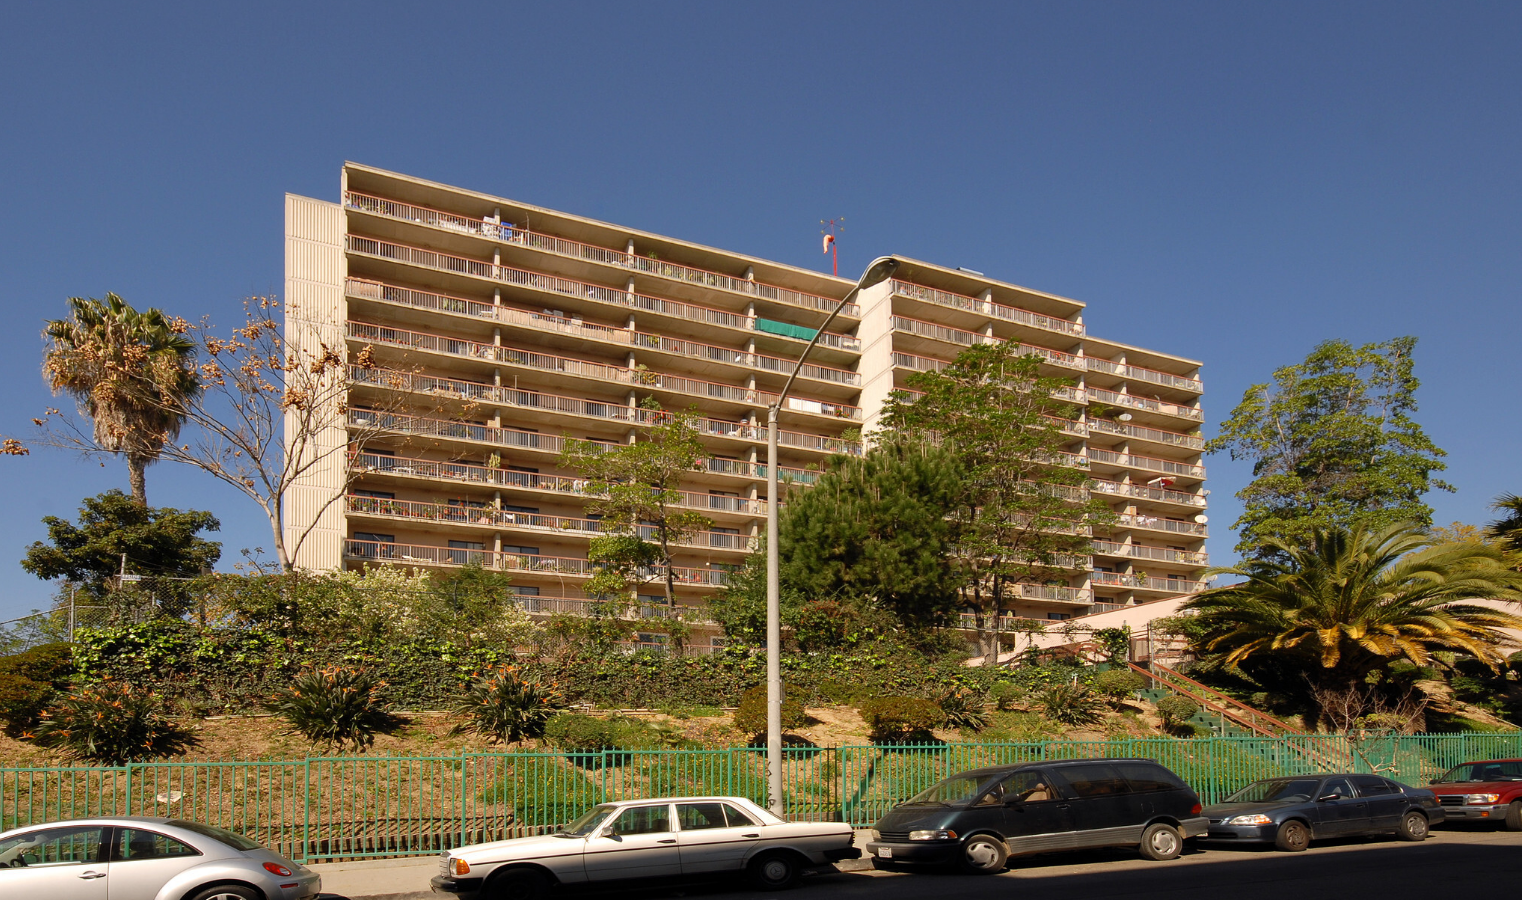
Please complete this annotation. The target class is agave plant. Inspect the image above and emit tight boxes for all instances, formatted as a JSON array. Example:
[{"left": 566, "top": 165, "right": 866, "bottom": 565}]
[
  {"left": 451, "top": 666, "right": 566, "bottom": 745},
  {"left": 266, "top": 667, "right": 399, "bottom": 751}
]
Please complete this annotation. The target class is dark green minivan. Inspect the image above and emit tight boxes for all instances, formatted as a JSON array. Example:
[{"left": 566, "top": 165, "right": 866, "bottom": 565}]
[{"left": 866, "top": 758, "right": 1208, "bottom": 874}]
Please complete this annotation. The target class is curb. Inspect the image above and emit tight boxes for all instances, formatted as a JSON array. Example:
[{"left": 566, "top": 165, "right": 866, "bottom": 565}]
[{"left": 347, "top": 861, "right": 878, "bottom": 898}]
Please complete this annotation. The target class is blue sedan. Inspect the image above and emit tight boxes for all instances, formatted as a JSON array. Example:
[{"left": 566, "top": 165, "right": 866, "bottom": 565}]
[{"left": 1203, "top": 774, "right": 1444, "bottom": 851}]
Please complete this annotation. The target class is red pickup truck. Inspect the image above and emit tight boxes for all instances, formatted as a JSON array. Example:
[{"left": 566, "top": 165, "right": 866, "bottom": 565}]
[{"left": 1426, "top": 759, "right": 1522, "bottom": 828}]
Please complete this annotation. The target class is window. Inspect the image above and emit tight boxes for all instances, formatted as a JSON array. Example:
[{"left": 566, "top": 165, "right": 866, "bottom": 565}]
[
  {"left": 1056, "top": 764, "right": 1131, "bottom": 797},
  {"left": 502, "top": 505, "right": 540, "bottom": 514},
  {"left": 607, "top": 805, "right": 670, "bottom": 836},
  {"left": 502, "top": 545, "right": 540, "bottom": 556},
  {"left": 351, "top": 533, "right": 395, "bottom": 558},
  {"left": 510, "top": 586, "right": 540, "bottom": 596},
  {"left": 114, "top": 829, "right": 199, "bottom": 862},
  {"left": 676, "top": 802, "right": 728, "bottom": 831},
  {"left": 1047, "top": 613, "right": 1070, "bottom": 621},
  {"left": 1321, "top": 777, "right": 1355, "bottom": 799},
  {"left": 0, "top": 825, "right": 105, "bottom": 867},
  {"left": 355, "top": 490, "right": 396, "bottom": 500},
  {"left": 721, "top": 803, "right": 759, "bottom": 827},
  {"left": 448, "top": 539, "right": 485, "bottom": 565},
  {"left": 1115, "top": 762, "right": 1184, "bottom": 793},
  {"left": 164, "top": 821, "right": 261, "bottom": 852},
  {"left": 975, "top": 770, "right": 1055, "bottom": 806},
  {"left": 1351, "top": 775, "right": 1395, "bottom": 796}
]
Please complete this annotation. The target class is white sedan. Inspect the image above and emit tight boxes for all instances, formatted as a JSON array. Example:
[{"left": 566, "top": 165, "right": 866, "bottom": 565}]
[{"left": 431, "top": 796, "right": 858, "bottom": 896}]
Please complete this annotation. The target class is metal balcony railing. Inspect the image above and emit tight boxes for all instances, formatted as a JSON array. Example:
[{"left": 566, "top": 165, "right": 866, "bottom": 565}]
[
  {"left": 1087, "top": 418, "right": 1204, "bottom": 450},
  {"left": 1090, "top": 540, "right": 1208, "bottom": 566},
  {"left": 1114, "top": 513, "right": 1208, "bottom": 537},
  {"left": 1085, "top": 357, "right": 1202, "bottom": 393},
  {"left": 1086, "top": 448, "right": 1205, "bottom": 478},
  {"left": 342, "top": 539, "right": 731, "bottom": 584},
  {"left": 1086, "top": 387, "right": 1202, "bottom": 422},
  {"left": 1090, "top": 480, "right": 1206, "bottom": 507},
  {"left": 1091, "top": 572, "right": 1207, "bottom": 593},
  {"left": 890, "top": 279, "right": 1084, "bottom": 337},
  {"left": 889, "top": 316, "right": 1083, "bottom": 369},
  {"left": 345, "top": 192, "right": 857, "bottom": 318}
]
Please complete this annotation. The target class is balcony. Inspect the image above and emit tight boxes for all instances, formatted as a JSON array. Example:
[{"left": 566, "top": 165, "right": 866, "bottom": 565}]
[
  {"left": 1087, "top": 418, "right": 1204, "bottom": 450},
  {"left": 342, "top": 539, "right": 731, "bottom": 585},
  {"left": 347, "top": 302, "right": 860, "bottom": 388},
  {"left": 1090, "top": 479, "right": 1206, "bottom": 507},
  {"left": 1091, "top": 540, "right": 1207, "bottom": 566},
  {"left": 1085, "top": 357, "right": 1202, "bottom": 393},
  {"left": 1086, "top": 387, "right": 1202, "bottom": 422},
  {"left": 345, "top": 192, "right": 857, "bottom": 318},
  {"left": 1114, "top": 513, "right": 1208, "bottom": 538},
  {"left": 351, "top": 452, "right": 768, "bottom": 516},
  {"left": 1091, "top": 572, "right": 1207, "bottom": 594},
  {"left": 351, "top": 410, "right": 824, "bottom": 484},
  {"left": 513, "top": 594, "right": 716, "bottom": 625},
  {"left": 891, "top": 279, "right": 1084, "bottom": 337},
  {"left": 890, "top": 316, "right": 1084, "bottom": 369},
  {"left": 1087, "top": 448, "right": 1205, "bottom": 479},
  {"left": 344, "top": 495, "right": 758, "bottom": 551}
]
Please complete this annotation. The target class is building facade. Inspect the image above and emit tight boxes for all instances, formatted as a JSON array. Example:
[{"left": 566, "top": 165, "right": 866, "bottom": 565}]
[{"left": 284, "top": 163, "right": 1209, "bottom": 649}]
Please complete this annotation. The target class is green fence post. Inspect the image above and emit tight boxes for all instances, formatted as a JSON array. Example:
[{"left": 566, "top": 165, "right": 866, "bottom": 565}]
[
  {"left": 459, "top": 749, "right": 468, "bottom": 849},
  {"left": 123, "top": 763, "right": 133, "bottom": 817},
  {"left": 301, "top": 758, "right": 311, "bottom": 864}
]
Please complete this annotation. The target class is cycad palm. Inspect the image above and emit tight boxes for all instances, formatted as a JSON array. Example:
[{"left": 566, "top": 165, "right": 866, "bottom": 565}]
[
  {"left": 1185, "top": 523, "right": 1522, "bottom": 687},
  {"left": 43, "top": 294, "right": 199, "bottom": 505}
]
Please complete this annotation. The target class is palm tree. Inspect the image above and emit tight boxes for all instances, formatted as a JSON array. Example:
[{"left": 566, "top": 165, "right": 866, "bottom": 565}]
[
  {"left": 43, "top": 293, "right": 200, "bottom": 505},
  {"left": 1488, "top": 494, "right": 1522, "bottom": 553},
  {"left": 1184, "top": 523, "right": 1522, "bottom": 709}
]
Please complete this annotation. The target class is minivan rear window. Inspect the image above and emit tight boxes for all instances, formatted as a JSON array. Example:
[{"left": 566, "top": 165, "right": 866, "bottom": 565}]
[
  {"left": 1057, "top": 764, "right": 1131, "bottom": 797},
  {"left": 1114, "top": 762, "right": 1184, "bottom": 792}
]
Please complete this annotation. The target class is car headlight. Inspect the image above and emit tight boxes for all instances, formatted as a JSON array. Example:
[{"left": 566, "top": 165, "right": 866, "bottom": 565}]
[
  {"left": 1466, "top": 794, "right": 1501, "bottom": 805},
  {"left": 450, "top": 858, "right": 472, "bottom": 876},
  {"left": 1224, "top": 814, "right": 1273, "bottom": 826},
  {"left": 869, "top": 829, "right": 880, "bottom": 842},
  {"left": 908, "top": 829, "right": 959, "bottom": 841}
]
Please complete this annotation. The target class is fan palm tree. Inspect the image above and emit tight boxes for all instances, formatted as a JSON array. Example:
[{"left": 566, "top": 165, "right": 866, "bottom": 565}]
[
  {"left": 1184, "top": 523, "right": 1522, "bottom": 694},
  {"left": 43, "top": 294, "right": 200, "bottom": 505},
  {"left": 1488, "top": 494, "right": 1522, "bottom": 553}
]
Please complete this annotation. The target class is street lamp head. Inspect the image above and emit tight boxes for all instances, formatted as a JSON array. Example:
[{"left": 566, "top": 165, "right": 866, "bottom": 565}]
[{"left": 857, "top": 257, "right": 899, "bottom": 290}]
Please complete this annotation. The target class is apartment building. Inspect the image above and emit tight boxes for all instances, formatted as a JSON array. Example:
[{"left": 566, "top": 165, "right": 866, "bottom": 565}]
[{"left": 284, "top": 163, "right": 1209, "bottom": 650}]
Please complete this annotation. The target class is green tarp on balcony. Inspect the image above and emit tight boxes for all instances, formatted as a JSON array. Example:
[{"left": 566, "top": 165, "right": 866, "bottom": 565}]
[{"left": 755, "top": 317, "right": 817, "bottom": 341}]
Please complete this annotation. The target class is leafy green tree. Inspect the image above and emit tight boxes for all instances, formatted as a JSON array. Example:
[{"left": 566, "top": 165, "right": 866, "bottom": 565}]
[
  {"left": 1208, "top": 337, "right": 1452, "bottom": 558},
  {"left": 42, "top": 294, "right": 200, "bottom": 505},
  {"left": 22, "top": 490, "right": 220, "bottom": 602},
  {"left": 882, "top": 341, "right": 1111, "bottom": 664},
  {"left": 561, "top": 399, "right": 712, "bottom": 606},
  {"left": 1488, "top": 494, "right": 1522, "bottom": 554},
  {"left": 1185, "top": 522, "right": 1522, "bottom": 728},
  {"left": 779, "top": 437, "right": 966, "bottom": 632}
]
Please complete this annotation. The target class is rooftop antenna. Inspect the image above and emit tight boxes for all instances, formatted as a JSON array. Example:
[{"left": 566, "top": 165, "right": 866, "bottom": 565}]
[{"left": 820, "top": 217, "right": 844, "bottom": 277}]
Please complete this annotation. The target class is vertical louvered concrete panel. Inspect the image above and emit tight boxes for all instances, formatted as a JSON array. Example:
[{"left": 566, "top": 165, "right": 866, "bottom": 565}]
[{"left": 283, "top": 194, "right": 347, "bottom": 571}]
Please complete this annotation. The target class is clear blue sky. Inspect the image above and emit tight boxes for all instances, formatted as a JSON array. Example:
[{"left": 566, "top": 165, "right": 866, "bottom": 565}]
[{"left": 1, "top": 1, "right": 1517, "bottom": 619}]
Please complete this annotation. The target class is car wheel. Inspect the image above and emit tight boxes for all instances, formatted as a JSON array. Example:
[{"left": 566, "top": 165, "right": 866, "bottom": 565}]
[
  {"left": 958, "top": 835, "right": 1008, "bottom": 875},
  {"left": 1396, "top": 811, "right": 1429, "bottom": 842},
  {"left": 188, "top": 887, "right": 261, "bottom": 900},
  {"left": 870, "top": 856, "right": 899, "bottom": 871},
  {"left": 487, "top": 867, "right": 549, "bottom": 900},
  {"left": 1505, "top": 801, "right": 1522, "bottom": 832},
  {"left": 1274, "top": 820, "right": 1310, "bottom": 852},
  {"left": 1138, "top": 823, "right": 1183, "bottom": 861},
  {"left": 748, "top": 851, "right": 802, "bottom": 891}
]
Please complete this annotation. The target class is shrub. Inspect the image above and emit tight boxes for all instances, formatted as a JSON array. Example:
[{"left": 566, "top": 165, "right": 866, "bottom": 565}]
[
  {"left": 938, "top": 687, "right": 989, "bottom": 731},
  {"left": 541, "top": 713, "right": 681, "bottom": 752},
  {"left": 452, "top": 666, "right": 566, "bottom": 745},
  {"left": 483, "top": 763, "right": 608, "bottom": 826},
  {"left": 860, "top": 696, "right": 943, "bottom": 743},
  {"left": 1034, "top": 682, "right": 1105, "bottom": 727},
  {"left": 1154, "top": 695, "right": 1200, "bottom": 728},
  {"left": 0, "top": 673, "right": 53, "bottom": 737},
  {"left": 989, "top": 681, "right": 1026, "bottom": 711},
  {"left": 732, "top": 684, "right": 806, "bottom": 736},
  {"left": 0, "top": 643, "right": 75, "bottom": 686},
  {"left": 266, "top": 667, "right": 400, "bottom": 751},
  {"left": 1092, "top": 669, "right": 1146, "bottom": 704},
  {"left": 31, "top": 681, "right": 197, "bottom": 763}
]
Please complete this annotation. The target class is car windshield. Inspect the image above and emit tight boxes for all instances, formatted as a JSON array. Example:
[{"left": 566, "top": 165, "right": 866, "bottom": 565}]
[
  {"left": 560, "top": 805, "right": 617, "bottom": 836},
  {"left": 1434, "top": 762, "right": 1522, "bottom": 783},
  {"left": 907, "top": 774, "right": 991, "bottom": 806},
  {"left": 165, "top": 821, "right": 263, "bottom": 852},
  {"left": 1224, "top": 779, "right": 1323, "bottom": 803}
]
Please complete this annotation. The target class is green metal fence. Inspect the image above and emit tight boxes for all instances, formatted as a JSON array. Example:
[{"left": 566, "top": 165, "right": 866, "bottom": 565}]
[{"left": 3, "top": 733, "right": 1519, "bottom": 862}]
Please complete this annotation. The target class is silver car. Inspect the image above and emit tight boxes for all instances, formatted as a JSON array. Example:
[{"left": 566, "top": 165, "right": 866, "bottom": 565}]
[
  {"left": 432, "top": 796, "right": 859, "bottom": 896},
  {"left": 0, "top": 816, "right": 330, "bottom": 900}
]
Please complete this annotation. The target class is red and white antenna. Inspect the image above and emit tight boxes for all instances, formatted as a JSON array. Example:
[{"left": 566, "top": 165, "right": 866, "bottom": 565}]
[{"left": 820, "top": 217, "right": 843, "bottom": 277}]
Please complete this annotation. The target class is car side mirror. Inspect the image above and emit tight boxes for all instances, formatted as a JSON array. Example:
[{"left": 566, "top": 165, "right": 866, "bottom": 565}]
[
  {"left": 1003, "top": 797, "right": 1025, "bottom": 807},
  {"left": 1317, "top": 793, "right": 1340, "bottom": 802}
]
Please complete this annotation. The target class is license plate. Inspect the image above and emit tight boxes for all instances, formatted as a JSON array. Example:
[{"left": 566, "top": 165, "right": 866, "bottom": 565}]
[{"left": 877, "top": 848, "right": 892, "bottom": 858}]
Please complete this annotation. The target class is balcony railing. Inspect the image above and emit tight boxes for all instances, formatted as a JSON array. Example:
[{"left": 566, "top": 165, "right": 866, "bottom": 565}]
[
  {"left": 1091, "top": 540, "right": 1207, "bottom": 566},
  {"left": 345, "top": 192, "right": 857, "bottom": 317},
  {"left": 1087, "top": 418, "right": 1204, "bottom": 450},
  {"left": 1087, "top": 387, "right": 1202, "bottom": 422},
  {"left": 1085, "top": 357, "right": 1202, "bottom": 393},
  {"left": 1091, "top": 572, "right": 1207, "bottom": 593},
  {"left": 891, "top": 279, "right": 1084, "bottom": 337},
  {"left": 351, "top": 452, "right": 768, "bottom": 515},
  {"left": 349, "top": 317, "right": 858, "bottom": 388},
  {"left": 1015, "top": 583, "right": 1093, "bottom": 603},
  {"left": 1087, "top": 448, "right": 1205, "bottom": 478},
  {"left": 514, "top": 594, "right": 716, "bottom": 625},
  {"left": 1090, "top": 479, "right": 1206, "bottom": 507},
  {"left": 890, "top": 317, "right": 1083, "bottom": 369},
  {"left": 1115, "top": 513, "right": 1208, "bottom": 537},
  {"left": 342, "top": 539, "right": 731, "bottom": 584},
  {"left": 351, "top": 410, "right": 823, "bottom": 484},
  {"left": 344, "top": 495, "right": 758, "bottom": 551}
]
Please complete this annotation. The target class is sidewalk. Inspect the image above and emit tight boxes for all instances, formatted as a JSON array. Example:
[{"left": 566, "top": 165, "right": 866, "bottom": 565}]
[{"left": 313, "top": 830, "right": 876, "bottom": 899}]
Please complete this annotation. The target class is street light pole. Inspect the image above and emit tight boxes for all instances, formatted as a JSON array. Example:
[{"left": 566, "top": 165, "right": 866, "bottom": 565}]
[{"left": 766, "top": 256, "right": 898, "bottom": 816}]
